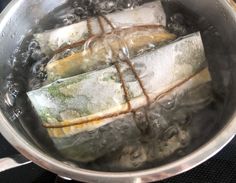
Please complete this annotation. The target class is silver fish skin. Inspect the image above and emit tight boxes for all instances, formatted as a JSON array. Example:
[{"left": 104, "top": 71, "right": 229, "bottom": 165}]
[
  {"left": 45, "top": 27, "right": 176, "bottom": 83},
  {"left": 51, "top": 68, "right": 213, "bottom": 163},
  {"left": 28, "top": 32, "right": 206, "bottom": 133},
  {"left": 27, "top": 32, "right": 211, "bottom": 162},
  {"left": 34, "top": 1, "right": 166, "bottom": 55}
]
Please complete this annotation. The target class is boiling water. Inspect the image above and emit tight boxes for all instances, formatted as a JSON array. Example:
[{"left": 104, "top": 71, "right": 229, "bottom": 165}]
[{"left": 2, "top": 0, "right": 230, "bottom": 171}]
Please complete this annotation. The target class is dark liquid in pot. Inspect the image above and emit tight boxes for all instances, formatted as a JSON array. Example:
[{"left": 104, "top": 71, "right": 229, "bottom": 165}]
[{"left": 2, "top": 0, "right": 230, "bottom": 171}]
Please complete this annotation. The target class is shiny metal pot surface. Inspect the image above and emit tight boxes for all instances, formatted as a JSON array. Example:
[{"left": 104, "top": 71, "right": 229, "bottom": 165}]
[{"left": 0, "top": 0, "right": 236, "bottom": 182}]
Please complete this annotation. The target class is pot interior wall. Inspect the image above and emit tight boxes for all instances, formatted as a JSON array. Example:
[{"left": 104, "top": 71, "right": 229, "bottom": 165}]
[{"left": 0, "top": 0, "right": 235, "bottom": 172}]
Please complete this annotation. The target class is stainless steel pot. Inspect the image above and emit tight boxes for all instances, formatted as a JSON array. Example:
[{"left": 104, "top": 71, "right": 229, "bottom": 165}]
[{"left": 0, "top": 0, "right": 236, "bottom": 182}]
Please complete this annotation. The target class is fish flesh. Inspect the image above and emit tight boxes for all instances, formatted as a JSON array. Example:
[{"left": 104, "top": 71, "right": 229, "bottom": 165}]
[
  {"left": 34, "top": 1, "right": 166, "bottom": 55},
  {"left": 27, "top": 32, "right": 212, "bottom": 162},
  {"left": 46, "top": 26, "right": 176, "bottom": 82}
]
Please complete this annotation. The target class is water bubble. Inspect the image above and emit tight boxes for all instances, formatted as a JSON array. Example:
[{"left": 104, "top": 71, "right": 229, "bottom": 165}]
[
  {"left": 74, "top": 7, "right": 86, "bottom": 16},
  {"left": 8, "top": 82, "right": 25, "bottom": 98},
  {"left": 31, "top": 49, "right": 45, "bottom": 61},
  {"left": 160, "top": 95, "right": 176, "bottom": 111},
  {"left": 28, "top": 40, "right": 40, "bottom": 52},
  {"left": 214, "top": 31, "right": 220, "bottom": 37},
  {"left": 131, "top": 148, "right": 142, "bottom": 160},
  {"left": 72, "top": 1, "right": 80, "bottom": 8},
  {"left": 31, "top": 57, "right": 48, "bottom": 80},
  {"left": 8, "top": 56, "right": 18, "bottom": 68},
  {"left": 111, "top": 147, "right": 117, "bottom": 152},
  {"left": 118, "top": 47, "right": 129, "bottom": 61},
  {"left": 61, "top": 14, "right": 79, "bottom": 26},
  {"left": 168, "top": 23, "right": 188, "bottom": 36},
  {"left": 163, "top": 126, "right": 179, "bottom": 140},
  {"left": 38, "top": 72, "right": 47, "bottom": 80},
  {"left": 32, "top": 61, "right": 44, "bottom": 75},
  {"left": 168, "top": 13, "right": 188, "bottom": 36},
  {"left": 133, "top": 110, "right": 149, "bottom": 133},
  {"left": 180, "top": 139, "right": 188, "bottom": 147},
  {"left": 177, "top": 149, "right": 185, "bottom": 156},
  {"left": 88, "top": 130, "right": 99, "bottom": 138},
  {"left": 13, "top": 108, "right": 23, "bottom": 118},
  {"left": 101, "top": 139, "right": 107, "bottom": 146},
  {"left": 179, "top": 113, "right": 192, "bottom": 126},
  {"left": 115, "top": 125, "right": 121, "bottom": 131},
  {"left": 147, "top": 107, "right": 161, "bottom": 121},
  {"left": 4, "top": 92, "right": 16, "bottom": 106},
  {"left": 120, "top": 130, "right": 126, "bottom": 135},
  {"left": 6, "top": 73, "right": 14, "bottom": 81},
  {"left": 171, "top": 13, "right": 185, "bottom": 25},
  {"left": 120, "top": 0, "right": 139, "bottom": 9},
  {"left": 148, "top": 114, "right": 169, "bottom": 138},
  {"left": 162, "top": 100, "right": 175, "bottom": 110},
  {"left": 63, "top": 49, "right": 74, "bottom": 58},
  {"left": 35, "top": 18, "right": 40, "bottom": 24},
  {"left": 20, "top": 52, "right": 31, "bottom": 67},
  {"left": 98, "top": 1, "right": 117, "bottom": 13}
]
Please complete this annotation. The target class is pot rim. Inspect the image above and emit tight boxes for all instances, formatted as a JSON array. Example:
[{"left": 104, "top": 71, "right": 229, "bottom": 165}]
[{"left": 0, "top": 0, "right": 236, "bottom": 182}]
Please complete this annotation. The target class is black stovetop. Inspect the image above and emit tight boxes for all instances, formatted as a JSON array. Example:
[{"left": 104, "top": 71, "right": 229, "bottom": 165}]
[{"left": 1, "top": 1, "right": 236, "bottom": 182}]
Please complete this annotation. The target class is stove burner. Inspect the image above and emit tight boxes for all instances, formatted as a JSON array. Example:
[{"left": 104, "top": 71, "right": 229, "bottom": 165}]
[{"left": 0, "top": 0, "right": 9, "bottom": 12}]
